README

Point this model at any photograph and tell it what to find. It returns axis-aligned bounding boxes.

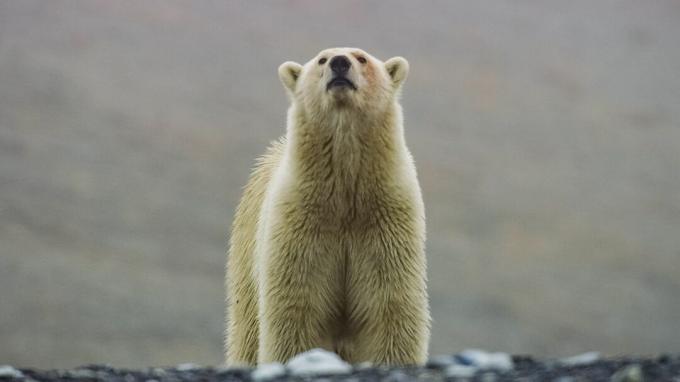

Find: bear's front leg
[346,219,430,365]
[257,222,343,364]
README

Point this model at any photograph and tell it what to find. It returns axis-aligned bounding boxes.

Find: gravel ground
[3,354,679,382]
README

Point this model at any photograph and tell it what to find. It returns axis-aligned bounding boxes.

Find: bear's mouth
[327,77,357,91]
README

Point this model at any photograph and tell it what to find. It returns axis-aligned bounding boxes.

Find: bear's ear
[384,57,409,88]
[278,61,303,94]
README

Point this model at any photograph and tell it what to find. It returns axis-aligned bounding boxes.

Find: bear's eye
[357,56,367,64]
[318,57,327,65]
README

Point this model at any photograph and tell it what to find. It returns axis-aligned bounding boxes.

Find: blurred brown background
[1,0,679,368]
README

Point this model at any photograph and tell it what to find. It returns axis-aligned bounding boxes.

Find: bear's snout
[327,55,357,91]
[330,55,351,75]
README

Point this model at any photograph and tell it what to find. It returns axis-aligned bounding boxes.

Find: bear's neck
[283,103,408,216]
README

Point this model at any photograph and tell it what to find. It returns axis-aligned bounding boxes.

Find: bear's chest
[292,175,396,230]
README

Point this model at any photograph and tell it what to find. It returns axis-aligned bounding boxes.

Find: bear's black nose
[330,55,351,75]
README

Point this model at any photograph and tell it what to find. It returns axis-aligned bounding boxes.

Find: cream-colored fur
[225,48,430,366]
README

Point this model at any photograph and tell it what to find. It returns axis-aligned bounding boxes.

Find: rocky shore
[2,350,679,382]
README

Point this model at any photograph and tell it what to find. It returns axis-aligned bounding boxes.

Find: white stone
[444,364,477,378]
[0,366,23,379]
[558,351,600,366]
[287,348,352,376]
[176,363,200,371]
[458,349,514,371]
[611,364,643,382]
[252,363,286,381]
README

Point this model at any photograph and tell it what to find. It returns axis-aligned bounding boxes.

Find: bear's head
[278,48,409,114]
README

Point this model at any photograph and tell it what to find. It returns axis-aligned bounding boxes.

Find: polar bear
[225,47,430,366]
